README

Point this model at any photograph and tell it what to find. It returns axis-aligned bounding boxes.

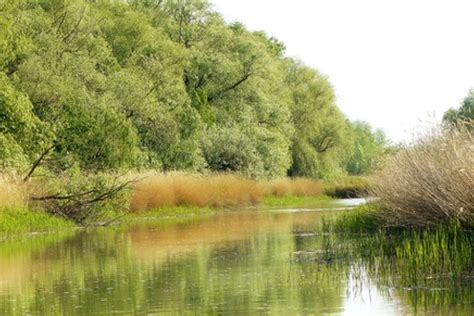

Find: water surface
[0,203,471,315]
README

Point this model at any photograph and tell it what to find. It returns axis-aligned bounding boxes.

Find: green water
[0,208,471,315]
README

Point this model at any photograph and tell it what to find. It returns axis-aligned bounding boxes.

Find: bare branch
[23,143,56,182]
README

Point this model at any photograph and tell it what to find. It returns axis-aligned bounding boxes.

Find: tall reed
[0,176,27,209]
[371,125,473,227]
[130,173,327,211]
[130,173,265,211]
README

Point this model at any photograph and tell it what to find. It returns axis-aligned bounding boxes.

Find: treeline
[443,89,474,127]
[0,0,387,179]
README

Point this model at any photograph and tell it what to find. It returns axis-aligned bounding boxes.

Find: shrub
[371,126,473,227]
[30,172,132,226]
[323,176,370,198]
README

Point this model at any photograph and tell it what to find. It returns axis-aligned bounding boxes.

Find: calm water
[0,202,471,315]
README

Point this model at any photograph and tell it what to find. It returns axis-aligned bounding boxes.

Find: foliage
[30,171,133,226]
[0,0,385,179]
[443,89,474,126]
[323,176,370,198]
[345,121,387,175]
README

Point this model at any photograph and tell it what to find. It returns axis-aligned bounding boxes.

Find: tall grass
[264,177,324,197]
[130,173,330,211]
[371,126,473,227]
[130,173,265,210]
[0,176,27,209]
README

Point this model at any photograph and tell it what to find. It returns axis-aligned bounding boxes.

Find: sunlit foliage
[0,0,386,178]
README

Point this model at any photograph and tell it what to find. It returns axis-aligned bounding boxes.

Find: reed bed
[0,176,27,209]
[371,126,473,227]
[264,178,324,197]
[130,173,265,211]
[130,173,327,211]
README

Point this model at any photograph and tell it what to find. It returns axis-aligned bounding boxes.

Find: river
[0,200,471,315]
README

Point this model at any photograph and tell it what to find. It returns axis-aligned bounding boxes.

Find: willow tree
[285,61,348,178]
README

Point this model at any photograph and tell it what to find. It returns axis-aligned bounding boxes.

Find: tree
[286,61,347,178]
[443,89,474,127]
[345,121,387,175]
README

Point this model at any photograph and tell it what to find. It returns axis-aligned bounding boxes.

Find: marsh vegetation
[0,0,473,314]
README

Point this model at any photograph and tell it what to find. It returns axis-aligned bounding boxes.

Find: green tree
[345,121,387,175]
[443,89,474,126]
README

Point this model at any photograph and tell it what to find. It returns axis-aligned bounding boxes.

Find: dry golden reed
[264,178,324,197]
[131,173,264,211]
[371,126,474,227]
[0,176,27,209]
[130,173,325,211]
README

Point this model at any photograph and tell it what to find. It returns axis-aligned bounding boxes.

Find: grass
[131,172,264,210]
[0,171,369,233]
[131,172,337,211]
[318,205,473,289]
[0,176,27,209]
[0,207,74,235]
[131,205,215,218]
[263,195,333,208]
[264,177,324,196]
[323,203,383,234]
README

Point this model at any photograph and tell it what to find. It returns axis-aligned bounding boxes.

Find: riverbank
[0,194,340,236]
[0,174,369,236]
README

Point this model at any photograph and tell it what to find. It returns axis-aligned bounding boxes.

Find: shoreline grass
[0,171,368,235]
[0,207,75,235]
[316,205,473,293]
[262,195,333,208]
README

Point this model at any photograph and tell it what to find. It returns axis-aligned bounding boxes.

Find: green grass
[317,204,473,290]
[262,195,333,208]
[0,207,75,235]
[323,203,383,234]
[130,205,216,218]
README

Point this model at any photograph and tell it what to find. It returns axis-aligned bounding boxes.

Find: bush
[30,172,132,226]
[371,126,473,227]
[323,176,370,198]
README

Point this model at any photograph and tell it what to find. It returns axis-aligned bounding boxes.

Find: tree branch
[23,143,56,182]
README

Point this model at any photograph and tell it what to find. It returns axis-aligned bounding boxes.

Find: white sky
[209,0,474,142]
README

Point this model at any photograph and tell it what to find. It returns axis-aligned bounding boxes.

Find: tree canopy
[0,0,387,178]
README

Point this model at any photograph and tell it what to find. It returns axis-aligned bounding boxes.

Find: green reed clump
[320,204,384,235]
[391,222,473,285]
[330,204,383,234]
[344,221,474,290]
[320,206,473,288]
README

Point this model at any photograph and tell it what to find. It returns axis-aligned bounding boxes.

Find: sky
[209,0,474,142]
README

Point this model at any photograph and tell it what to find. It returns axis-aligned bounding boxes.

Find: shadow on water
[0,207,471,315]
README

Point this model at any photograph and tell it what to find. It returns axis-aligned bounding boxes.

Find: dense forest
[0,0,388,179]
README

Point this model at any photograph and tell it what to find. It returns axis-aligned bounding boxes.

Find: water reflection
[0,210,470,315]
